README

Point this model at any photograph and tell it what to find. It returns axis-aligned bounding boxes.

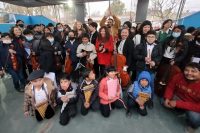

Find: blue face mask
[25,36,33,41]
[172,32,181,38]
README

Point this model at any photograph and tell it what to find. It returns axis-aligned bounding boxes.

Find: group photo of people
[0,9,200,133]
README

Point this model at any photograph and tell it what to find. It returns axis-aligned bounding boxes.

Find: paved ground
[0,77,199,133]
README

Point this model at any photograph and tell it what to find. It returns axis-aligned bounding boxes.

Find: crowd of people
[0,13,200,133]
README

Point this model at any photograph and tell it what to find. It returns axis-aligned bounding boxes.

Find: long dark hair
[97,26,110,42]
[161,19,172,29]
[10,26,22,38]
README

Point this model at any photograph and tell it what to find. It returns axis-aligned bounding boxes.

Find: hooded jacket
[132,71,152,99]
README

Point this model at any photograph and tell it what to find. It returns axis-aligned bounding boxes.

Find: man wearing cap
[23,70,56,121]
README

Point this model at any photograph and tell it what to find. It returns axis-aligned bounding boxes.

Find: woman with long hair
[96,26,114,77]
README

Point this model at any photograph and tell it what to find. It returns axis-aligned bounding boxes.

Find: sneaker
[147,99,154,109]
[18,88,24,92]
[138,107,147,116]
[185,126,195,133]
[159,81,166,86]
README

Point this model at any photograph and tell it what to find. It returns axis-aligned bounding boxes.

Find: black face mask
[18,24,24,28]
[69,37,75,40]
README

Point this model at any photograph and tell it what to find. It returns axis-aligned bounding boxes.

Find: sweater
[164,73,200,112]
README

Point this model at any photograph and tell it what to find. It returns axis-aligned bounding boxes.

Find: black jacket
[163,36,188,64]
[38,39,55,73]
[116,38,135,71]
[134,42,162,71]
[90,31,98,45]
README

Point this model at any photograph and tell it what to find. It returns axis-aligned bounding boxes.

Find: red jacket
[164,73,200,112]
[99,77,121,105]
[96,36,114,66]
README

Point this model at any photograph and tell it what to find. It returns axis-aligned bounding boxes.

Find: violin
[111,39,130,88]
[9,44,19,71]
[85,51,93,69]
[30,51,40,70]
[64,49,72,75]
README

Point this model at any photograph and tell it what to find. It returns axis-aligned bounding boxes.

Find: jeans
[7,67,25,90]
[186,111,200,129]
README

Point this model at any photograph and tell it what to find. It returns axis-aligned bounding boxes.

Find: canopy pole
[53,5,58,22]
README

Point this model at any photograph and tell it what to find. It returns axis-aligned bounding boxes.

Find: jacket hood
[137,71,151,85]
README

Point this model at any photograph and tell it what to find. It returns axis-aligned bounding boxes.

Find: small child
[57,74,78,125]
[127,71,152,116]
[99,66,126,118]
[77,69,99,116]
[24,70,56,121]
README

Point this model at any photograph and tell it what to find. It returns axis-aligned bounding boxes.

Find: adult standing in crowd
[96,26,114,76]
[100,13,121,39]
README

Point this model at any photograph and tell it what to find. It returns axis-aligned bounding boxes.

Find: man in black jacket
[116,28,135,73]
[89,22,99,77]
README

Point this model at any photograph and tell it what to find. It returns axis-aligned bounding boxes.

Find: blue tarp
[0,14,56,33]
[178,11,200,28]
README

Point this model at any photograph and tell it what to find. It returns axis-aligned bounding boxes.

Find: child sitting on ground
[57,74,78,125]
[77,69,99,116]
[127,71,152,116]
[24,70,56,121]
[99,66,126,118]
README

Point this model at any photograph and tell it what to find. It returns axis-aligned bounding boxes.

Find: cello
[30,51,40,70]
[111,39,130,88]
[64,49,73,75]
[9,44,19,71]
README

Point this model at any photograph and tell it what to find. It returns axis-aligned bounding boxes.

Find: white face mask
[25,36,33,41]
[196,41,200,46]
[58,28,63,32]
[172,32,181,38]
[2,39,11,44]
[48,38,54,45]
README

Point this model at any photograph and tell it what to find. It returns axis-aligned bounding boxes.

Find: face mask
[196,38,200,43]
[2,39,11,44]
[18,24,24,28]
[25,36,33,41]
[69,37,75,41]
[196,41,200,46]
[172,32,181,38]
[48,38,54,45]
[58,28,63,32]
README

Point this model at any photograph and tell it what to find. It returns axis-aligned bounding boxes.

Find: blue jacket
[132,71,152,99]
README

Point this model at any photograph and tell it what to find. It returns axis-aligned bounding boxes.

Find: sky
[86,0,200,16]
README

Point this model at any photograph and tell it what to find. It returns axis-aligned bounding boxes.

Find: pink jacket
[99,77,121,105]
